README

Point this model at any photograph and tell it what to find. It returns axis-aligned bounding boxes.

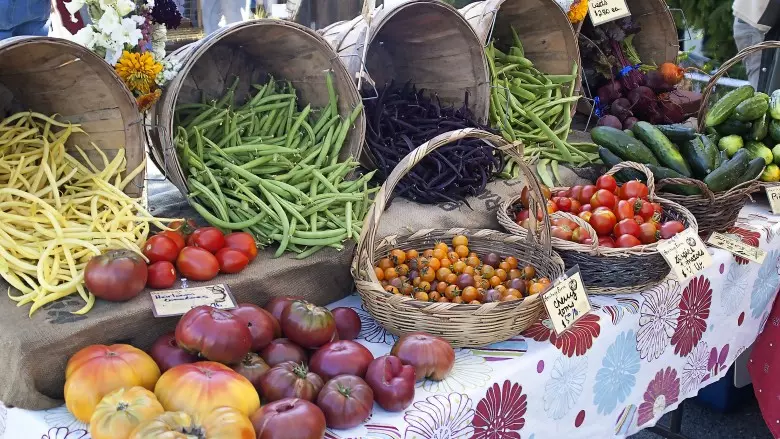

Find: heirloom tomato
[281,301,336,349]
[550,225,573,241]
[590,189,617,210]
[331,307,361,340]
[89,387,164,439]
[309,340,374,381]
[316,375,374,429]
[615,200,635,221]
[390,332,455,381]
[128,408,254,439]
[250,398,326,439]
[259,361,324,403]
[175,306,252,364]
[613,218,641,238]
[579,185,598,205]
[260,338,308,367]
[149,332,199,373]
[639,222,660,244]
[620,180,649,200]
[232,353,270,391]
[84,250,147,301]
[365,355,416,412]
[265,296,304,322]
[230,303,280,351]
[616,234,642,247]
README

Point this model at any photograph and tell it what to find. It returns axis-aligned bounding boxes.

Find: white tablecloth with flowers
[2,202,780,439]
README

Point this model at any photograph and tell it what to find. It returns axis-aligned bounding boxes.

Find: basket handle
[354,128,552,272]
[655,176,716,200]
[603,162,656,199]
[697,40,780,132]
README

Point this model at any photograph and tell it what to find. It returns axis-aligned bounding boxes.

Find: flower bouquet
[64,0,183,111]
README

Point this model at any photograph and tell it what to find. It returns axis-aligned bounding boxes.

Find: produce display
[593,119,766,194]
[510,176,685,247]
[373,235,549,303]
[174,74,372,258]
[705,86,780,183]
[0,112,171,315]
[363,82,501,204]
[486,28,598,180]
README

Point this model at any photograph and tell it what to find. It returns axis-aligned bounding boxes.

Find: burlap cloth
[0,164,593,410]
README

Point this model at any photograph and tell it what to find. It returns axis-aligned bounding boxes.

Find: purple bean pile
[364,82,501,204]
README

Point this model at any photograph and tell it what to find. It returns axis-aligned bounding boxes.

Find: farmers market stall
[1,199,779,438]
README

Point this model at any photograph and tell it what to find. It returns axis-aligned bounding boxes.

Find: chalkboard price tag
[588,0,631,26]
[151,284,237,317]
[657,228,712,281]
[766,186,780,215]
[542,266,591,335]
[707,232,767,264]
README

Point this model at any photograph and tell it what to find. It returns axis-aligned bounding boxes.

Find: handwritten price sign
[542,266,591,335]
[588,0,631,26]
[766,186,780,215]
[151,284,237,317]
[658,228,713,280]
[708,232,767,264]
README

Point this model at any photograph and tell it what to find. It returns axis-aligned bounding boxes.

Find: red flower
[637,367,680,426]
[472,380,527,438]
[522,314,601,357]
[522,317,553,342]
[671,276,712,357]
[726,227,761,265]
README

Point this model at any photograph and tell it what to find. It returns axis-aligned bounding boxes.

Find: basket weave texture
[351,128,565,347]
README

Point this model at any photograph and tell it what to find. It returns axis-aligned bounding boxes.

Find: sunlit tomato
[572,227,591,244]
[614,218,641,238]
[638,222,659,244]
[569,198,582,214]
[615,200,635,222]
[590,189,617,210]
[589,209,617,236]
[596,175,618,193]
[579,185,598,205]
[578,211,592,222]
[620,180,649,200]
[216,248,250,274]
[570,185,583,202]
[616,234,642,248]
[546,200,558,214]
[551,217,578,229]
[157,230,186,253]
[89,387,164,439]
[551,226,573,241]
[187,227,226,254]
[224,232,258,261]
[659,221,685,239]
[129,408,255,439]
[176,247,220,281]
[147,261,177,289]
[598,236,616,248]
[556,197,572,212]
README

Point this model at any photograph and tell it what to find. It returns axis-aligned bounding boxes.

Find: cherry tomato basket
[351,129,565,348]
[498,162,699,294]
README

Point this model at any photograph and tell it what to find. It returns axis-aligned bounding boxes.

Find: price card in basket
[588,0,631,26]
[766,186,780,215]
[150,284,237,317]
[657,228,713,281]
[542,266,591,335]
[707,232,767,264]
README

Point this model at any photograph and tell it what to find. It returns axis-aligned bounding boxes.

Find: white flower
[70,26,97,49]
[65,0,88,22]
[544,356,588,420]
[146,0,155,9]
[97,6,121,31]
[116,0,136,16]
[117,16,143,46]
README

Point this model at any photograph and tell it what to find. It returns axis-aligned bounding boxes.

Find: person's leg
[220,0,245,25]
[11,19,49,37]
[733,17,767,88]
[201,0,223,35]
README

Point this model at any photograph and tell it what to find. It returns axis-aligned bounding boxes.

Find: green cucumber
[703,149,750,192]
[597,147,645,181]
[714,118,752,136]
[770,119,780,142]
[773,144,780,165]
[756,92,771,102]
[632,121,692,176]
[623,129,635,138]
[752,113,769,141]
[646,164,702,195]
[679,137,712,178]
[706,85,755,127]
[733,157,766,187]
[717,150,729,167]
[654,124,697,143]
[770,90,780,120]
[745,140,774,165]
[591,126,660,165]
[718,134,744,157]
[734,96,770,122]
[700,135,720,172]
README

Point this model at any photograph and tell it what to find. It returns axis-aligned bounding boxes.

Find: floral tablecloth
[2,203,780,439]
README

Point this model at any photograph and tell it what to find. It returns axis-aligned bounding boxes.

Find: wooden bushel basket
[148,19,366,195]
[319,0,490,123]
[0,37,146,198]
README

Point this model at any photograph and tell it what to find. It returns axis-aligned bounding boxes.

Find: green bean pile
[488,28,599,184]
[174,73,372,258]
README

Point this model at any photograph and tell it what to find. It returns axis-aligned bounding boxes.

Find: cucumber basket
[351,128,565,347]
[498,162,699,294]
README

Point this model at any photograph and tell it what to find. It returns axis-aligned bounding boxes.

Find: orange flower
[116,51,163,95]
[567,0,588,24]
[136,89,162,112]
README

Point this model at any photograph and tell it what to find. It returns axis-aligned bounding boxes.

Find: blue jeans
[0,0,50,39]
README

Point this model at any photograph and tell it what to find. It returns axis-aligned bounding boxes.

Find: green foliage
[666,0,738,64]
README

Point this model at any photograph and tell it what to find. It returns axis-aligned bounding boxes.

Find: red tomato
[596,175,618,192]
[590,189,617,210]
[634,215,645,224]
[365,356,415,412]
[546,200,558,214]
[552,217,578,230]
[580,203,592,212]
[615,200,635,221]
[578,211,592,222]
[638,200,656,222]
[614,218,641,238]
[652,202,662,215]
[187,227,226,254]
[168,219,197,237]
[147,261,177,289]
[175,306,252,364]
[260,361,324,403]
[224,232,258,261]
[620,180,649,200]
[598,236,616,248]
[176,246,220,281]
[84,249,147,301]
[216,248,249,274]
[572,227,591,243]
[551,226,574,241]
[569,198,582,214]
[309,340,374,381]
[316,375,373,429]
[157,230,186,253]
[659,221,685,239]
[281,301,337,349]
[515,209,530,223]
[589,209,617,236]
[551,196,562,205]
[143,235,180,264]
[570,185,583,202]
[556,197,572,212]
[638,222,659,244]
[579,185,597,205]
[250,398,326,439]
[331,307,361,340]
[616,234,642,248]
[556,189,572,198]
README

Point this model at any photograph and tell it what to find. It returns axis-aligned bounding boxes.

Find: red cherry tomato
[570,185,583,202]
[634,215,645,224]
[652,202,663,216]
[556,189,572,198]
[216,248,250,274]
[556,197,573,212]
[187,227,226,253]
[546,200,558,214]
[578,211,592,222]
[638,222,659,244]
[147,261,177,289]
[157,230,186,253]
[596,175,618,193]
[224,232,258,261]
[143,235,180,263]
[551,226,574,241]
[572,227,591,243]
[590,189,617,210]
[598,236,616,248]
[568,198,582,214]
[616,234,642,248]
[638,200,656,222]
[580,203,592,212]
[620,180,649,200]
[659,221,685,239]
[176,246,220,281]
[579,185,597,205]
[168,219,197,237]
[614,218,641,238]
[515,209,530,223]
[589,209,617,236]
[615,200,635,222]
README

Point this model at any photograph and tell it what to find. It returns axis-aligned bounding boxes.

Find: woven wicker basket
[351,128,565,347]
[697,40,780,191]
[498,162,699,294]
